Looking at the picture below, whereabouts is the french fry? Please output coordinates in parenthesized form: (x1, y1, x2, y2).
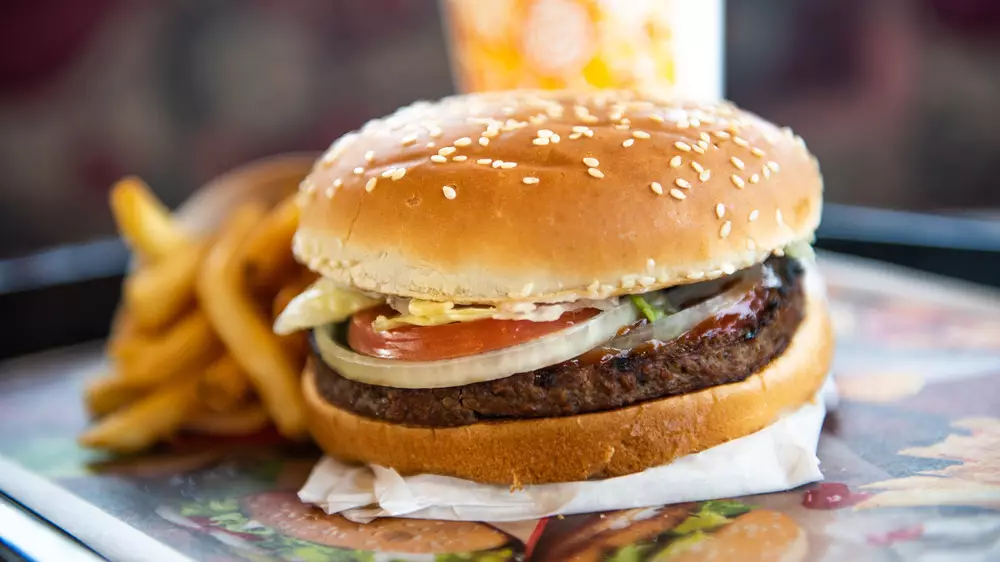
(78, 376, 201, 453)
(110, 177, 193, 261)
(196, 204, 307, 438)
(182, 404, 271, 435)
(115, 309, 221, 386)
(200, 354, 251, 413)
(84, 372, 147, 418)
(124, 240, 209, 331)
(241, 195, 300, 294)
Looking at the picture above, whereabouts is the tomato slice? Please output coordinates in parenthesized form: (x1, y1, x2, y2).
(347, 305, 599, 361)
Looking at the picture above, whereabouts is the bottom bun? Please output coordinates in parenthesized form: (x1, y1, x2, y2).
(303, 287, 833, 486)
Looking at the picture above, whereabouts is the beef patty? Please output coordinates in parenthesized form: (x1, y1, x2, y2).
(312, 257, 805, 428)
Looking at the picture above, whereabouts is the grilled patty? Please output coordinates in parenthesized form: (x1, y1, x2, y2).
(312, 257, 805, 428)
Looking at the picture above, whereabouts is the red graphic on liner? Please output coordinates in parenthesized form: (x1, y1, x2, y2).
(868, 525, 924, 547)
(801, 483, 872, 510)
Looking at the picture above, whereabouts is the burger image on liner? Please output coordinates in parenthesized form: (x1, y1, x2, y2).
(277, 89, 832, 486)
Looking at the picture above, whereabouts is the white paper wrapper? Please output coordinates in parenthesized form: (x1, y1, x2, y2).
(300, 377, 836, 523)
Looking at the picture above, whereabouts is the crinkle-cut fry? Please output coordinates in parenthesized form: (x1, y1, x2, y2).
(196, 204, 307, 438)
(84, 371, 147, 418)
(114, 309, 221, 386)
(110, 176, 193, 261)
(125, 239, 209, 331)
(183, 404, 271, 435)
(78, 376, 200, 453)
(241, 195, 300, 293)
(200, 354, 252, 413)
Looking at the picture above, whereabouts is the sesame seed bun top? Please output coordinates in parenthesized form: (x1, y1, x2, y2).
(294, 90, 823, 303)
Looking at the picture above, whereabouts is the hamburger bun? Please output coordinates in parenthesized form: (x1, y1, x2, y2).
(293, 90, 822, 304)
(302, 275, 832, 486)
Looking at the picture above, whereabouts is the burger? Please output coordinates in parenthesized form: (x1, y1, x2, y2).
(174, 491, 521, 559)
(535, 501, 807, 561)
(276, 90, 832, 486)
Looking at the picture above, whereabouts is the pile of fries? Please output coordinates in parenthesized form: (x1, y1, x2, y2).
(80, 166, 317, 452)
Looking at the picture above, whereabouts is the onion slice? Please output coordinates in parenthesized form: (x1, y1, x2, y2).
(607, 265, 772, 350)
(313, 301, 640, 389)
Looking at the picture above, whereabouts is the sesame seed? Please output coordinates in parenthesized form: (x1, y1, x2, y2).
(750, 147, 765, 158)
(699, 170, 712, 182)
(633, 130, 651, 139)
(391, 168, 406, 181)
(537, 129, 554, 138)
(572, 125, 589, 133)
(482, 128, 499, 138)
(676, 120, 690, 129)
(731, 174, 746, 189)
(583, 129, 595, 137)
(691, 161, 705, 174)
(763, 166, 771, 179)
(675, 141, 692, 152)
(365, 177, 377, 192)
(479, 137, 489, 146)
(569, 132, 583, 140)
(675, 178, 692, 189)
(425, 142, 435, 148)
(323, 187, 334, 198)
(749, 210, 759, 221)
(353, 166, 365, 175)
(669, 188, 687, 200)
(691, 118, 702, 127)
(692, 145, 706, 154)
(439, 146, 456, 156)
(381, 168, 394, 178)
(442, 185, 457, 199)
(721, 263, 736, 275)
(650, 181, 664, 195)
(550, 134, 561, 143)
(749, 173, 760, 184)
(687, 271, 706, 280)
(532, 137, 550, 146)
(774, 248, 786, 257)
(400, 135, 417, 146)
(766, 161, 781, 172)
(733, 136, 749, 148)
(333, 178, 343, 188)
(714, 130, 731, 139)
(587, 167, 605, 179)
(609, 111, 624, 121)
(622, 138, 635, 147)
(583, 157, 600, 167)
(477, 158, 492, 165)
(364, 150, 375, 162)
(647, 258, 656, 270)
(699, 132, 711, 143)
(715, 203, 726, 219)
(500, 161, 517, 169)
(429, 128, 443, 138)
(614, 124, 630, 131)
(669, 155, 682, 167)
(492, 160, 503, 168)
(730, 156, 746, 170)
(430, 155, 447, 163)
(452, 155, 467, 162)
(522, 176, 539, 185)
(454, 137, 472, 147)
(720, 221, 732, 238)
(776, 209, 784, 225)
(650, 114, 664, 123)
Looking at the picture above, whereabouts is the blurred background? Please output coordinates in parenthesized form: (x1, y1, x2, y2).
(1, 0, 999, 259)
